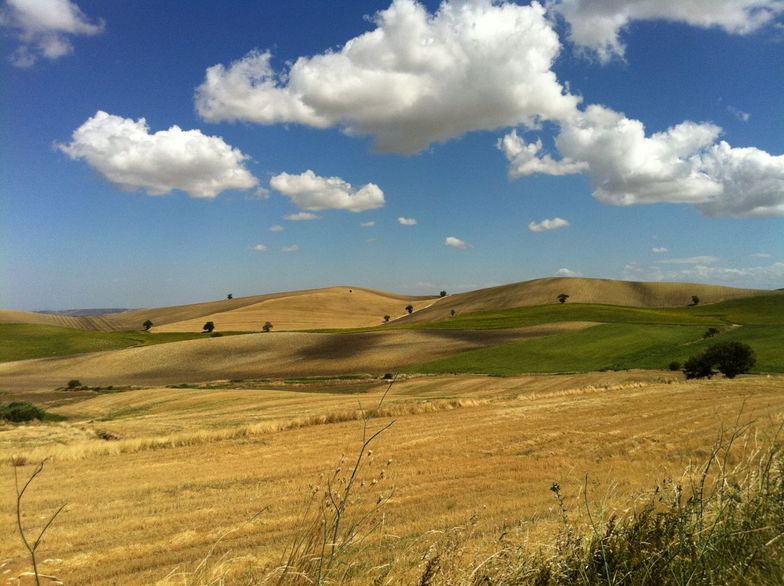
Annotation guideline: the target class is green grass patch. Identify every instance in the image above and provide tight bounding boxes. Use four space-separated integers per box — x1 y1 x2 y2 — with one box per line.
406 321 784 375
0 323 244 362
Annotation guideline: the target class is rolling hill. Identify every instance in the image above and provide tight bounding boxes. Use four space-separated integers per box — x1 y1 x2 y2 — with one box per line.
396 277 771 324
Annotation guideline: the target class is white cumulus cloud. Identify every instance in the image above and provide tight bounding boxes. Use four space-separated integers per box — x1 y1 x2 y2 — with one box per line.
195 0 580 153
398 217 417 226
528 217 570 232
445 236 471 249
499 130 587 178
504 104 784 217
269 170 384 212
1 0 104 67
549 0 784 62
284 212 320 221
58 111 259 198
252 244 268 252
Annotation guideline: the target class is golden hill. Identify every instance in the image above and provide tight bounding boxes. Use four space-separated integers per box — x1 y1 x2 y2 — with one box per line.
398 277 771 324
0 287 435 333
0 278 772 332
153 286 437 332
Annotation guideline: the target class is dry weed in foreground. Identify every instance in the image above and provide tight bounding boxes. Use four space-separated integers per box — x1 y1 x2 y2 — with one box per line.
13 460 66 586
268 377 397 585
416 423 784 585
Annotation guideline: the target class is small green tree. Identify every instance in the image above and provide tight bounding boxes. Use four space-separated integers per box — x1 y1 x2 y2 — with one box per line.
690 295 700 306
703 327 720 339
143 319 153 331
66 379 82 390
262 321 273 332
383 315 390 323
450 309 456 317
203 321 215 333
557 293 569 304
683 353 715 379
227 293 233 300
440 290 447 297
405 304 414 314
706 341 756 379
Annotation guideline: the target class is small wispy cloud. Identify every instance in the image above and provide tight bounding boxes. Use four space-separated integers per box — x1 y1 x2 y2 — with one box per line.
751 252 771 258
251 243 268 252
556 268 581 277
727 105 751 122
270 224 284 232
284 212 319 221
254 186 271 199
652 247 669 253
528 217 569 232
444 236 471 249
656 256 720 265
360 220 375 227
281 244 299 253
398 217 417 226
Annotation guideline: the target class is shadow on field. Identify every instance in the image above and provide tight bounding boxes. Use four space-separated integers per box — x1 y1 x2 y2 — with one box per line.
297 332 381 360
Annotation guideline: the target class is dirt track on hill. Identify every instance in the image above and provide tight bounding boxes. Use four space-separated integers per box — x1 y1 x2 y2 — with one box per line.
0 322 595 391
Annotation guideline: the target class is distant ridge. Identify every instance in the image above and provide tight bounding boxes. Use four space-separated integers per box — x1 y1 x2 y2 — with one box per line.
37 308 128 317
0 278 777 332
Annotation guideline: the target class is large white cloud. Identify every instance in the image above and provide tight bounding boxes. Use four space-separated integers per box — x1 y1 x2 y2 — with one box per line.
0 0 104 67
269 170 384 212
549 0 784 62
195 0 580 153
502 104 784 217
58 111 259 198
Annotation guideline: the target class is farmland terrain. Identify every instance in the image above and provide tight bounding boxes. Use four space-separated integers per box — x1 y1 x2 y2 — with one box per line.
0 277 782 584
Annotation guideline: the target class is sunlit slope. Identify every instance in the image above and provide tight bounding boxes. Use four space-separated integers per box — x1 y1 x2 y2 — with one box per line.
0 287 436 332
0 323 592 390
154 286 438 332
400 277 769 324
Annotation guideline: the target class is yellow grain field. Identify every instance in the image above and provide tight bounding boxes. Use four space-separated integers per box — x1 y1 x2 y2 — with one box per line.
1 372 782 584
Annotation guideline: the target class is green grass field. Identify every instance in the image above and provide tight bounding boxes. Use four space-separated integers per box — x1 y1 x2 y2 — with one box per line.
411 294 784 331
0 323 240 362
405 323 784 375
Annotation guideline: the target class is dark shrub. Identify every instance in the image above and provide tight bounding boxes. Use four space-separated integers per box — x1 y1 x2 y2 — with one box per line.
683 341 756 379
668 360 681 371
66 379 82 389
0 402 48 422
203 321 215 333
703 327 720 338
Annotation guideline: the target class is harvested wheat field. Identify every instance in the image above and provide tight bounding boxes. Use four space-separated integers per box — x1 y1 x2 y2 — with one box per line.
0 322 595 391
153 287 439 333
1 372 782 584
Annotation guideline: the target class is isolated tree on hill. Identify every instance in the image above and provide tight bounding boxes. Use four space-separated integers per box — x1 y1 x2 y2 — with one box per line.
203 321 215 333
227 293 233 300
405 304 414 314
384 315 390 323
262 321 273 332
690 295 700 306
557 293 569 304
440 290 447 297
143 319 153 331
450 309 456 317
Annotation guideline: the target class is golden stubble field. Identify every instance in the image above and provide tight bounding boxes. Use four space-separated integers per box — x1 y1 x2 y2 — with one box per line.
1 372 783 584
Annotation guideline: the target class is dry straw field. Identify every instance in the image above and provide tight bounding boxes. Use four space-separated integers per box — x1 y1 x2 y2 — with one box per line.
1 372 783 584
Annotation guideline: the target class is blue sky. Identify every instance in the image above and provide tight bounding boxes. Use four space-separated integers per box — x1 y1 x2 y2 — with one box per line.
1 0 783 310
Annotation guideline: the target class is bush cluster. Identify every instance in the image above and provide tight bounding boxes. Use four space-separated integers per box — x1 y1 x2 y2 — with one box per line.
683 341 756 379
0 402 49 423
